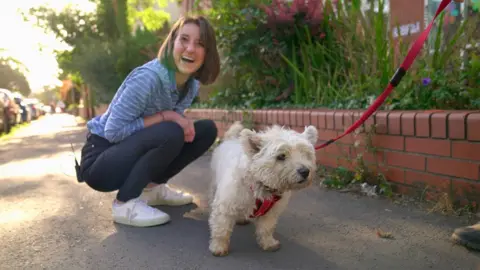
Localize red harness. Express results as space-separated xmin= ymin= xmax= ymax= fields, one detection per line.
xmin=250 ymin=194 xmax=282 ymax=218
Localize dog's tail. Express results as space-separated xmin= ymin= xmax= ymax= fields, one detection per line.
xmin=223 ymin=121 xmax=245 ymax=140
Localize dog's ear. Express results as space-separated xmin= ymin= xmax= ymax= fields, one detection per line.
xmin=302 ymin=125 xmax=318 ymax=145
xmin=240 ymin=129 xmax=262 ymax=157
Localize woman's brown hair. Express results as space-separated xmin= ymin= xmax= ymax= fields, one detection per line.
xmin=158 ymin=16 xmax=220 ymax=85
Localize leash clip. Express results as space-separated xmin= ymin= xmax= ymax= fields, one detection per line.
xmin=389 ymin=67 xmax=406 ymax=87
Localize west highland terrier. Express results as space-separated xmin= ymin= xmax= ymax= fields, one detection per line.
xmin=208 ymin=121 xmax=318 ymax=256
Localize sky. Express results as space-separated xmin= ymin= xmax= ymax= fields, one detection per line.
xmin=0 ymin=0 xmax=96 ymax=94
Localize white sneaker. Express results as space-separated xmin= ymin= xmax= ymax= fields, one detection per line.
xmin=112 ymin=198 xmax=170 ymax=227
xmin=139 ymin=184 xmax=193 ymax=206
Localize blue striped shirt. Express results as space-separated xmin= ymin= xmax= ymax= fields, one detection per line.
xmin=86 ymin=58 xmax=200 ymax=143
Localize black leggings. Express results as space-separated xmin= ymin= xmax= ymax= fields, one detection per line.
xmin=79 ymin=119 xmax=217 ymax=202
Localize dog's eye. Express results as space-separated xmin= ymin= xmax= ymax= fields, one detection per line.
xmin=276 ymin=154 xmax=286 ymax=161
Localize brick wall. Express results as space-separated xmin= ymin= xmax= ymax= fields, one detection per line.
xmin=185 ymin=108 xmax=480 ymax=204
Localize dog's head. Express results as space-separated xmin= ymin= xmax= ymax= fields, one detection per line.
xmin=240 ymin=125 xmax=318 ymax=194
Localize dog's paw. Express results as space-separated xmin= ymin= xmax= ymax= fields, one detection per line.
xmin=209 ymin=240 xmax=230 ymax=257
xmin=259 ymin=239 xmax=281 ymax=252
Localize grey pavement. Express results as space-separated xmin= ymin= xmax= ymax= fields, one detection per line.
xmin=1 ymin=113 xmax=480 ymax=270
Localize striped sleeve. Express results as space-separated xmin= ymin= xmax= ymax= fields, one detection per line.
xmin=104 ymin=68 xmax=159 ymax=143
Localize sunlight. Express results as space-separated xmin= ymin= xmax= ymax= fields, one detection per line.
xmin=0 ymin=0 xmax=96 ymax=93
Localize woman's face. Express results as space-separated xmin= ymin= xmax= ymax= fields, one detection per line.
xmin=173 ymin=23 xmax=206 ymax=76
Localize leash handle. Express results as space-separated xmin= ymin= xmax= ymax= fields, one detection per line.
xmin=315 ymin=0 xmax=453 ymax=150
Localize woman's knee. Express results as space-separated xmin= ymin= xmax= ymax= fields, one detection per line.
xmin=142 ymin=121 xmax=185 ymax=148
xmin=194 ymin=119 xmax=218 ymax=141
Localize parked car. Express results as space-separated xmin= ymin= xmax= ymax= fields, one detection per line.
xmin=0 ymin=93 xmax=10 ymax=134
xmin=12 ymin=92 xmax=31 ymax=123
xmin=0 ymin=88 xmax=21 ymax=129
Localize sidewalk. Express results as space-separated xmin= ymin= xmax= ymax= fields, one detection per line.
xmin=0 ymin=114 xmax=479 ymax=270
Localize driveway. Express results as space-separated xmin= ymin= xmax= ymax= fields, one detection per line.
xmin=1 ymin=113 xmax=479 ymax=270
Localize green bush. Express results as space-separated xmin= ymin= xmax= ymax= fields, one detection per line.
xmin=200 ymin=0 xmax=479 ymax=110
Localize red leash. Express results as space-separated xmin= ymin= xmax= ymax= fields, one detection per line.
xmin=315 ymin=0 xmax=453 ymax=150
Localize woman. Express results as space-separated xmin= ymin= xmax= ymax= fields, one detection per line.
xmin=79 ymin=16 xmax=220 ymax=227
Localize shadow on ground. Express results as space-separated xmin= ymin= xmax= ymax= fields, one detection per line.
xmin=0 ymin=127 xmax=87 ymax=166
xmin=84 ymin=202 xmax=337 ymax=270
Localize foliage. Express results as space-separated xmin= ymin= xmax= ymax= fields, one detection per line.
xmin=0 ymin=55 xmax=32 ymax=96
xmin=201 ymin=0 xmax=480 ymax=111
xmin=59 ymin=29 xmax=165 ymax=103
xmin=25 ymin=0 xmax=170 ymax=104
xmin=127 ymin=0 xmax=170 ymax=31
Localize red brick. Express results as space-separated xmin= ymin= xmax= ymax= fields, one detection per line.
xmin=385 ymin=151 xmax=426 ymax=170
xmin=388 ymin=111 xmax=402 ymax=135
xmin=343 ymin=112 xmax=354 ymax=131
xmin=337 ymin=157 xmax=355 ymax=170
xmin=274 ymin=110 xmax=281 ymax=124
xmin=219 ymin=110 xmax=229 ymax=122
xmin=310 ymin=111 xmax=320 ymax=128
xmin=318 ymin=129 xmax=338 ymax=141
xmin=448 ymin=112 xmax=469 ymax=140
xmin=316 ymin=152 xmax=338 ymax=168
xmin=206 ymin=109 xmax=214 ymax=121
xmin=326 ymin=112 xmax=335 ymax=129
xmin=316 ymin=111 xmax=327 ymax=128
xmin=275 ymin=110 xmax=285 ymax=125
xmin=404 ymin=171 xmax=451 ymax=191
xmin=374 ymin=111 xmax=389 ymax=134
xmin=338 ymin=133 xmax=355 ymax=145
xmin=266 ymin=110 xmax=273 ymax=124
xmin=452 ymin=141 xmax=480 ymax=161
xmin=371 ymin=135 xmax=404 ymax=151
xmin=260 ymin=110 xmax=268 ymax=123
xmin=401 ymin=112 xmax=416 ymax=136
xmin=405 ymin=137 xmax=451 ymax=157
xmin=467 ymin=113 xmax=480 ymax=141
xmin=303 ymin=110 xmax=312 ymax=126
xmin=392 ymin=184 xmax=415 ymax=196
xmin=431 ymin=112 xmax=449 ymax=138
xmin=382 ymin=166 xmax=405 ymax=184
xmin=294 ymin=110 xmax=304 ymax=126
xmin=253 ymin=110 xmax=262 ymax=124
xmin=351 ymin=146 xmax=384 ymax=164
xmin=451 ymin=179 xmax=480 ymax=201
xmin=334 ymin=112 xmax=344 ymax=131
xmin=415 ymin=113 xmax=430 ymax=137
xmin=427 ymin=157 xmax=480 ymax=180
xmin=320 ymin=144 xmax=350 ymax=158
xmin=218 ymin=128 xmax=225 ymax=138
xmin=363 ymin=114 xmax=375 ymax=133
xmin=287 ymin=110 xmax=297 ymax=127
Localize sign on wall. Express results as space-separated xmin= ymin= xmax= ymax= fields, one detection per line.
xmin=389 ymin=0 xmax=425 ymax=43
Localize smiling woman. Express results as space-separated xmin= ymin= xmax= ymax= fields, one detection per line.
xmin=78 ymin=15 xmax=221 ymax=228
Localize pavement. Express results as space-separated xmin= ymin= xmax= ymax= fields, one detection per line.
xmin=1 ymin=113 xmax=480 ymax=270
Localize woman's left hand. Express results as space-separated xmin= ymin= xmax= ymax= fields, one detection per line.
xmin=183 ymin=119 xmax=196 ymax=142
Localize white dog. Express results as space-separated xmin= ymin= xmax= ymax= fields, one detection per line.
xmin=208 ymin=121 xmax=318 ymax=256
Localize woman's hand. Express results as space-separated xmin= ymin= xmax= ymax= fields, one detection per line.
xmin=175 ymin=116 xmax=196 ymax=143
xmin=161 ymin=111 xmax=195 ymax=142
xmin=143 ymin=112 xmax=165 ymax=127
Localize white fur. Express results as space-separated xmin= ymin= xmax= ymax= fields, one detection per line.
xmin=208 ymin=121 xmax=318 ymax=256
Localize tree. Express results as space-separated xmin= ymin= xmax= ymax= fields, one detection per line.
xmin=23 ymin=0 xmax=170 ymax=103
xmin=0 ymin=55 xmax=32 ymax=96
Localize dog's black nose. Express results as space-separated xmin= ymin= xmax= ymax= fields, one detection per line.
xmin=297 ymin=167 xmax=310 ymax=179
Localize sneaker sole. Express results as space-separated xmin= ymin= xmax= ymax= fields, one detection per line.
xmin=114 ymin=215 xmax=171 ymax=227
xmin=147 ymin=199 xmax=194 ymax=207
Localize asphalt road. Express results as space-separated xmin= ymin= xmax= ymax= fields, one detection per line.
xmin=1 ymin=113 xmax=480 ymax=270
